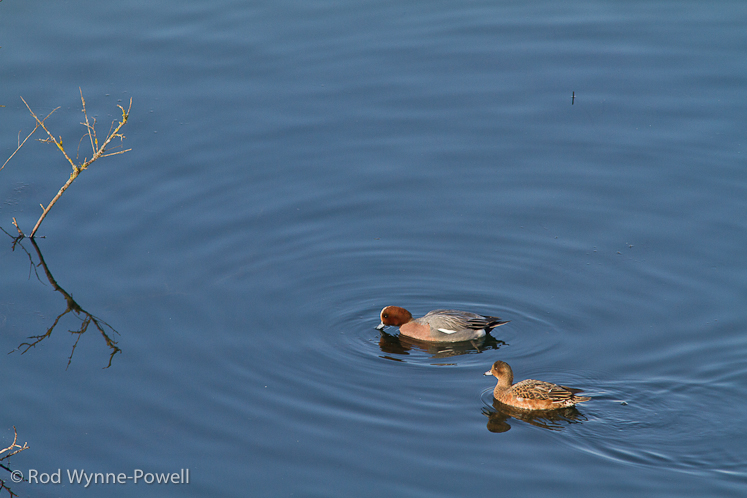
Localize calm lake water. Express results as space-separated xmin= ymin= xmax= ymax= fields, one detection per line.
xmin=1 ymin=1 xmax=746 ymax=496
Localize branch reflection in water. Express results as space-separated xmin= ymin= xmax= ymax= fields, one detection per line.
xmin=4 ymin=231 xmax=121 ymax=368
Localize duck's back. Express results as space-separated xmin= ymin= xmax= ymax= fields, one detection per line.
xmin=497 ymin=379 xmax=590 ymax=410
xmin=419 ymin=309 xmax=506 ymax=331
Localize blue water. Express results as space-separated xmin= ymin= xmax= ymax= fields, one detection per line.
xmin=1 ymin=1 xmax=746 ymax=496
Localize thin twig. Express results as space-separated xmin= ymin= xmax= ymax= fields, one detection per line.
xmin=1 ymin=124 xmax=39 ymax=173
xmin=80 ymin=89 xmax=98 ymax=154
xmin=0 ymin=427 xmax=28 ymax=462
xmin=10 ymin=218 xmax=24 ymax=239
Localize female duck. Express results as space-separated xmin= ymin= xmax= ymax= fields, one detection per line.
xmin=376 ymin=306 xmax=507 ymax=343
xmin=484 ymin=360 xmax=590 ymax=410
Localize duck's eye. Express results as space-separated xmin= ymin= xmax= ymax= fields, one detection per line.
xmin=383 ymin=313 xmax=389 ymax=318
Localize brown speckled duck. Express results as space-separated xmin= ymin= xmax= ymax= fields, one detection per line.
xmin=484 ymin=361 xmax=590 ymax=410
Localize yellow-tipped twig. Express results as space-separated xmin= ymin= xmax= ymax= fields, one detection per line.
xmin=9 ymin=89 xmax=132 ymax=238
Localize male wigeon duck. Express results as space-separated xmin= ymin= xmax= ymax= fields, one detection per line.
xmin=484 ymin=361 xmax=590 ymax=410
xmin=376 ymin=306 xmax=508 ymax=343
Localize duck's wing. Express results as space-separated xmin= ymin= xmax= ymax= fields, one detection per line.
xmin=423 ymin=310 xmax=508 ymax=332
xmin=512 ymin=380 xmax=583 ymax=402
xmin=479 ymin=315 xmax=509 ymax=331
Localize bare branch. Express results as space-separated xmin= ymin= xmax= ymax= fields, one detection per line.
xmin=0 ymin=427 xmax=29 ymax=461
xmin=11 ymin=92 xmax=134 ymax=238
xmin=0 ymin=426 xmax=29 ymax=498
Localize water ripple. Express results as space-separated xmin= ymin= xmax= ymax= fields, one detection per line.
xmin=557 ymin=376 xmax=747 ymax=478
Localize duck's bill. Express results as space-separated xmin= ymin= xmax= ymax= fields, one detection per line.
xmin=484 ymin=370 xmax=492 ymax=376
xmin=375 ymin=322 xmax=386 ymax=330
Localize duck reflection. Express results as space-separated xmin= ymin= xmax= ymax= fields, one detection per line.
xmin=482 ymin=400 xmax=587 ymax=433
xmin=5 ymin=233 xmax=121 ymax=368
xmin=378 ymin=329 xmax=506 ymax=360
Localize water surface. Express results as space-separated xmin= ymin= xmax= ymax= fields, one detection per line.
xmin=1 ymin=1 xmax=746 ymax=496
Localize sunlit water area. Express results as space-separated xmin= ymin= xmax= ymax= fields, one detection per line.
xmin=1 ymin=0 xmax=746 ymax=496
